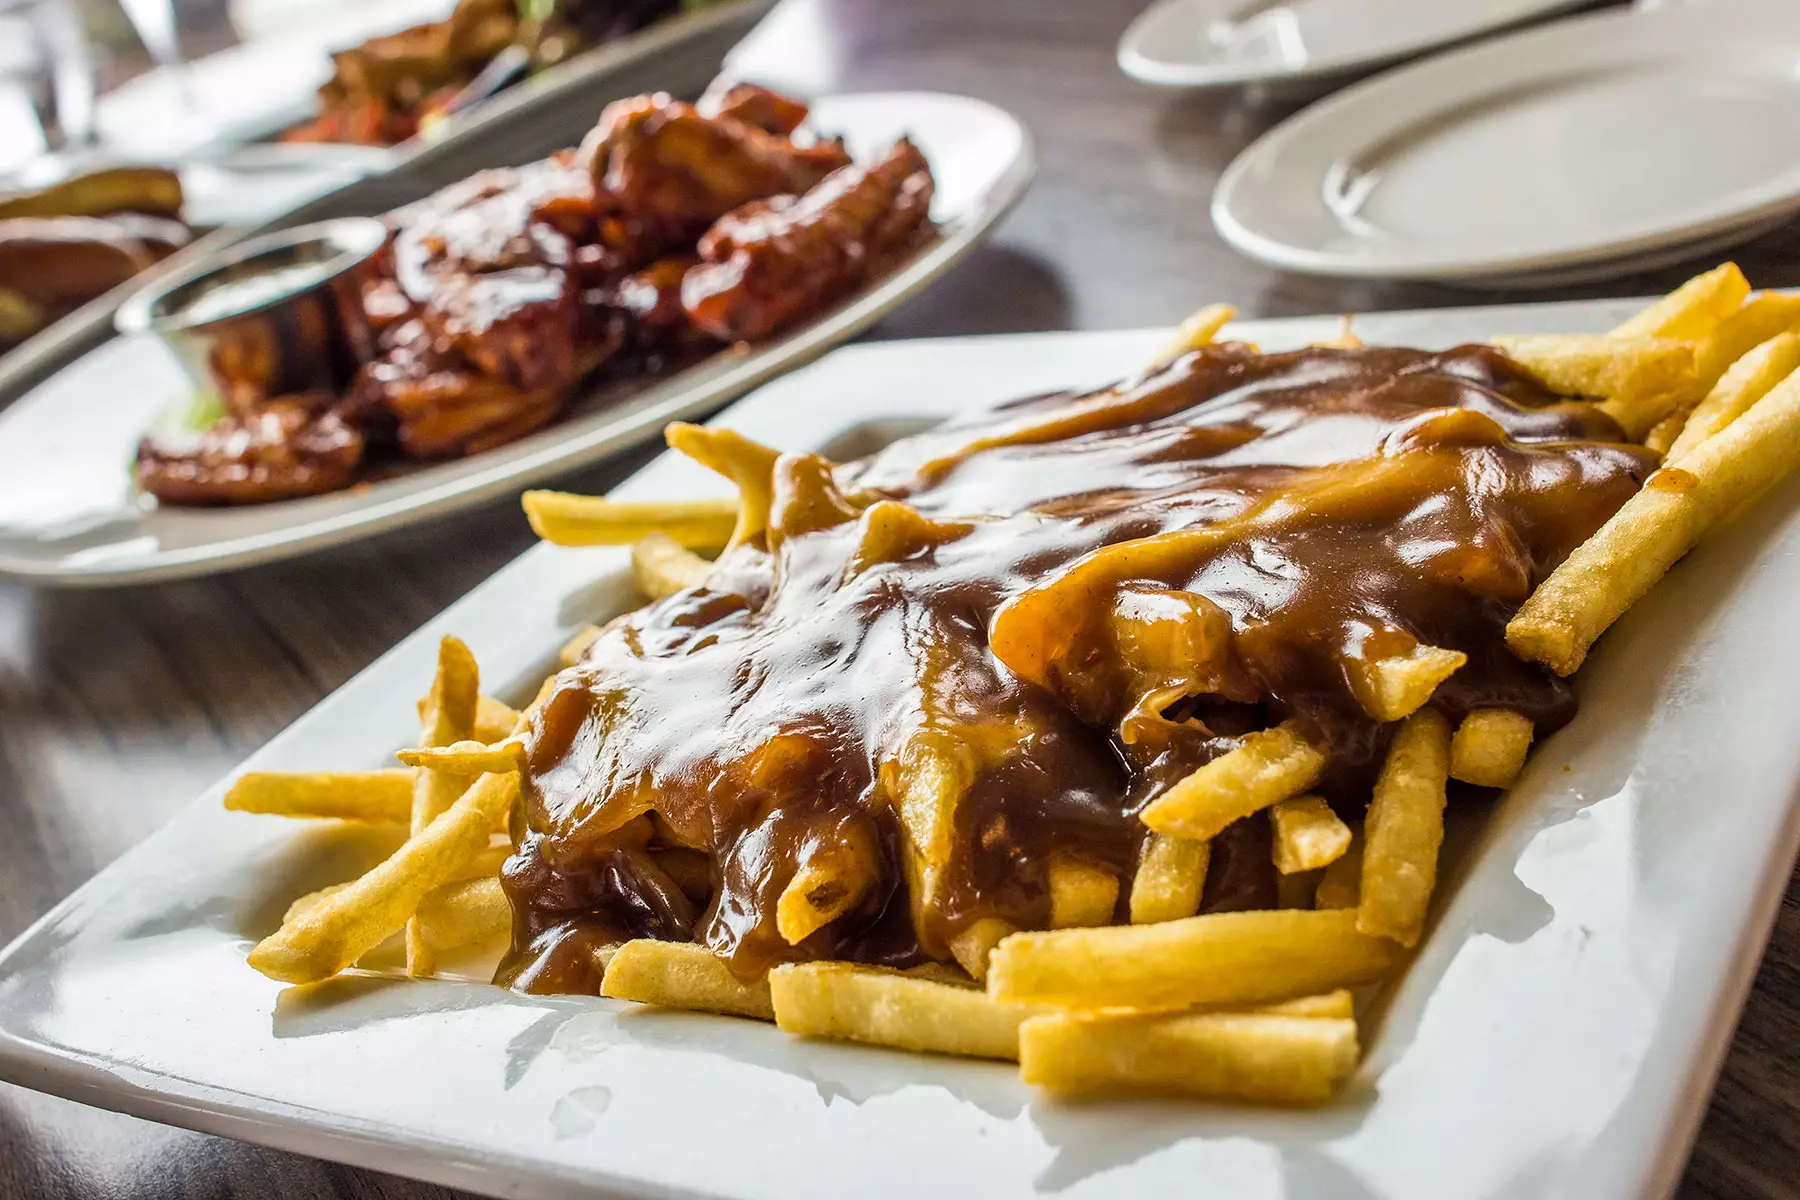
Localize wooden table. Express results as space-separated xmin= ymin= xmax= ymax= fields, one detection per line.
xmin=3 ymin=1 xmax=1798 ymax=1195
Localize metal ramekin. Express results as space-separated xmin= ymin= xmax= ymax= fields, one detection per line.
xmin=114 ymin=217 xmax=388 ymax=406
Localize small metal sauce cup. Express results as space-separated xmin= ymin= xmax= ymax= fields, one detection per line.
xmin=115 ymin=217 xmax=388 ymax=410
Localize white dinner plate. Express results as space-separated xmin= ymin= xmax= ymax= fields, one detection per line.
xmin=3 ymin=295 xmax=1799 ymax=1200
xmin=1117 ymin=0 xmax=1589 ymax=92
xmin=0 ymin=90 xmax=1033 ymax=587
xmin=1212 ymin=0 xmax=1800 ymax=282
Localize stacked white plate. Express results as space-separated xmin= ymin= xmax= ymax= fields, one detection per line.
xmin=1205 ymin=0 xmax=1800 ymax=284
xmin=1118 ymin=0 xmax=1591 ymax=94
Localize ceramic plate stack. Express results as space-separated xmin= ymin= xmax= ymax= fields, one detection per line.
xmin=1208 ymin=0 xmax=1800 ymax=284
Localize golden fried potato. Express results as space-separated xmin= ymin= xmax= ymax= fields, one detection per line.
xmin=1270 ymin=795 xmax=1352 ymax=875
xmin=1609 ymin=262 xmax=1749 ymax=340
xmin=771 ymin=962 xmax=1044 ymax=1060
xmin=631 ymin=532 xmax=713 ymax=599
xmin=987 ymin=908 xmax=1401 ymax=1011
xmin=522 ymin=492 xmax=737 ymax=549
xmin=248 ymin=771 xmax=520 ymax=984
xmin=1449 ymin=709 xmax=1534 ymax=789
xmin=1148 ymin=303 xmax=1236 ymax=370
xmin=1047 ymin=858 xmax=1120 ymax=929
xmin=225 ymin=769 xmax=415 ymax=823
xmin=600 ymin=939 xmax=774 ymax=1020
xmin=1128 ymin=833 xmax=1209 ymax=924
xmin=1346 ymin=643 xmax=1465 ymax=722
xmin=1139 ymin=721 xmax=1324 ymax=842
xmin=1508 ymin=363 xmax=1800 ymax=675
xmin=1019 ymin=1010 xmax=1359 ymax=1105
xmin=1357 ymin=710 xmax=1451 ymax=947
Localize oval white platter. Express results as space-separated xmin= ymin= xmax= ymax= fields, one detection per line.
xmin=1211 ymin=0 xmax=1800 ymax=282
xmin=1118 ymin=0 xmax=1590 ymax=92
xmin=0 ymin=90 xmax=1034 ymax=587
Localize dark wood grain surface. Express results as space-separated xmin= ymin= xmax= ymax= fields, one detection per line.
xmin=4 ymin=1 xmax=1799 ymax=1196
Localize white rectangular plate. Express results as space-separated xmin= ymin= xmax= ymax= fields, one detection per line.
xmin=3 ymin=297 xmax=1798 ymax=1200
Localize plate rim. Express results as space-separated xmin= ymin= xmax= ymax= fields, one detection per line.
xmin=0 ymin=90 xmax=1036 ymax=588
xmin=1210 ymin=0 xmax=1800 ymax=279
xmin=1116 ymin=0 xmax=1593 ymax=90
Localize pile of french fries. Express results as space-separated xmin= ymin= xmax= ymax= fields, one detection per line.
xmin=228 ymin=263 xmax=1800 ymax=1107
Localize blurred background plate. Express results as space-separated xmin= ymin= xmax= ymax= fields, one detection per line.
xmin=0 ymin=0 xmax=773 ymax=406
xmin=0 ymin=90 xmax=1035 ymax=586
xmin=1210 ymin=0 xmax=1800 ymax=283
xmin=1116 ymin=0 xmax=1591 ymax=94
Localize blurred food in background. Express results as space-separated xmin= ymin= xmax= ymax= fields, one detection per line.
xmin=134 ymin=82 xmax=937 ymax=505
xmin=0 ymin=164 xmax=187 ymax=349
xmin=282 ymin=0 xmax=692 ymax=147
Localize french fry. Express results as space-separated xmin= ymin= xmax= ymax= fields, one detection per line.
xmin=1449 ymin=709 xmax=1534 ymax=788
xmin=1643 ymin=294 xmax=1800 ymax=452
xmin=776 ymin=829 xmax=878 ymax=945
xmin=1147 ymin=303 xmax=1236 ymax=371
xmin=1693 ymin=292 xmax=1800 ymax=389
xmin=280 ymin=844 xmax=509 ymax=929
xmin=1128 ymin=833 xmax=1209 ymax=924
xmin=248 ymin=771 xmax=520 ymax=984
xmin=1492 ymin=334 xmax=1696 ymax=401
xmin=770 ymin=962 xmax=1045 ymax=1060
xmin=522 ymin=491 xmax=738 ymax=549
xmin=557 ymin=626 xmax=602 ymax=669
xmin=1508 ymin=365 xmax=1800 ymax=675
xmin=1018 ymin=1010 xmax=1359 ymax=1106
xmin=1667 ymin=333 xmax=1800 ymax=461
xmin=631 ymin=532 xmax=713 ymax=599
xmin=412 ymin=638 xmax=480 ymax=817
xmin=224 ymin=770 xmax=415 ymax=823
xmin=1491 ymin=334 xmax=1696 ymax=438
xmin=664 ymin=423 xmax=782 ymax=550
xmin=396 ymin=739 xmax=525 ymax=775
xmin=986 ymin=908 xmax=1402 ymax=1011
xmin=1346 ymin=643 xmax=1465 ymax=722
xmin=408 ymin=637 xmax=481 ymax=976
xmin=414 ymin=875 xmax=511 ymax=953
xmin=1269 ymin=795 xmax=1351 ymax=874
xmin=282 ymin=882 xmax=351 ymax=926
xmin=475 ymin=696 xmax=520 ymax=743
xmin=1139 ymin=721 xmax=1325 ymax=842
xmin=1643 ymin=411 xmax=1687 ymax=456
xmin=1609 ymin=263 xmax=1749 ymax=340
xmin=600 ymin=939 xmax=774 ymax=1020
xmin=948 ymin=917 xmax=1015 ymax=983
xmin=1048 ymin=858 xmax=1120 ymax=928
xmin=890 ymin=731 xmax=975 ymax=953
xmin=1314 ymin=834 xmax=1363 ymax=910
xmin=1245 ymin=990 xmax=1355 ymax=1020
xmin=1357 ymin=710 xmax=1451 ymax=947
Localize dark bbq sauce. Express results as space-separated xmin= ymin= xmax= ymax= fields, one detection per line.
xmin=497 ymin=343 xmax=1657 ymax=992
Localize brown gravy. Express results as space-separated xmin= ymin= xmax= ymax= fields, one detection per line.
xmin=499 ymin=342 xmax=1656 ymax=993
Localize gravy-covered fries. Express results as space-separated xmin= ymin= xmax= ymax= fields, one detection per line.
xmin=230 ymin=264 xmax=1800 ymax=1106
